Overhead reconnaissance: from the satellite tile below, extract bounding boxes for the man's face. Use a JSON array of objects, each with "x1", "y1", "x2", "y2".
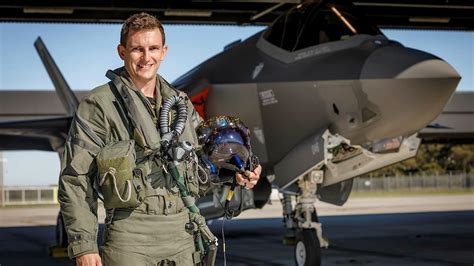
[{"x1": 118, "y1": 28, "x2": 167, "y2": 87}]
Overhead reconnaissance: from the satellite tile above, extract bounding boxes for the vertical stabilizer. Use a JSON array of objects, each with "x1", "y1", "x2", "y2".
[
  {"x1": 0, "y1": 152, "x2": 4, "y2": 207},
  {"x1": 34, "y1": 37, "x2": 79, "y2": 116}
]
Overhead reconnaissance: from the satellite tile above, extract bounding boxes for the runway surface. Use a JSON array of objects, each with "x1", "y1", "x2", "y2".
[
  {"x1": 0, "y1": 210, "x2": 473, "y2": 265},
  {"x1": 2, "y1": 194, "x2": 473, "y2": 227}
]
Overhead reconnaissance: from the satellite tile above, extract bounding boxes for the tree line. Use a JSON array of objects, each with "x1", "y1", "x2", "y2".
[{"x1": 368, "y1": 144, "x2": 474, "y2": 177}]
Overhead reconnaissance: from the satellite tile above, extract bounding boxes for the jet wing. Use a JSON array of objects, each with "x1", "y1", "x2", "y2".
[
  {"x1": 0, "y1": 135, "x2": 56, "y2": 151},
  {"x1": 0, "y1": 117, "x2": 70, "y2": 151}
]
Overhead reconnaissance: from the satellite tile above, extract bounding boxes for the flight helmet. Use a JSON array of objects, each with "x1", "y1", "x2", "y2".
[{"x1": 197, "y1": 116, "x2": 252, "y2": 183}]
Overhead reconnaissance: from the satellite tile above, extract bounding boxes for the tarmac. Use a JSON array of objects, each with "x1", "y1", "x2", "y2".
[{"x1": 0, "y1": 194, "x2": 473, "y2": 265}]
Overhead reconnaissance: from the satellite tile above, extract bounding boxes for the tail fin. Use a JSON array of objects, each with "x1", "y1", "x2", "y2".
[{"x1": 34, "y1": 37, "x2": 79, "y2": 116}]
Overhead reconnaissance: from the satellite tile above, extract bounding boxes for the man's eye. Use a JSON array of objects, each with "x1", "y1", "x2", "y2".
[{"x1": 131, "y1": 47, "x2": 141, "y2": 52}]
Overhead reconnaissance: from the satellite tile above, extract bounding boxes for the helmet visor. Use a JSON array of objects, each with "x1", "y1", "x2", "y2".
[{"x1": 209, "y1": 142, "x2": 250, "y2": 168}]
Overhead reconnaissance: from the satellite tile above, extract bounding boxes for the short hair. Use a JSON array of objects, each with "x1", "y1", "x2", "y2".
[{"x1": 120, "y1": 12, "x2": 165, "y2": 46}]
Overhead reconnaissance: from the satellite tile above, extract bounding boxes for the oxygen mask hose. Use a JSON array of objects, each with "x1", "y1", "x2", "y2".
[
  {"x1": 223, "y1": 154, "x2": 248, "y2": 219},
  {"x1": 159, "y1": 95, "x2": 218, "y2": 259},
  {"x1": 159, "y1": 95, "x2": 188, "y2": 150},
  {"x1": 221, "y1": 154, "x2": 248, "y2": 266}
]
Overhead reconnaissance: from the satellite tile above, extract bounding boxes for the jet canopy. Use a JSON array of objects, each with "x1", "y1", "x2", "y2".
[{"x1": 264, "y1": 0, "x2": 382, "y2": 52}]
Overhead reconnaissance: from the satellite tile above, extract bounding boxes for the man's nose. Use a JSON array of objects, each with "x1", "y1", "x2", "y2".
[{"x1": 142, "y1": 49, "x2": 151, "y2": 61}]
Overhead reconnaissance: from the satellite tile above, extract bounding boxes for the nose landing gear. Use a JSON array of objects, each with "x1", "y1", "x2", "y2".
[{"x1": 282, "y1": 171, "x2": 328, "y2": 266}]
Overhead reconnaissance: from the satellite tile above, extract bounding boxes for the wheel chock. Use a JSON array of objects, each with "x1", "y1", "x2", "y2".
[
  {"x1": 49, "y1": 245, "x2": 68, "y2": 258},
  {"x1": 283, "y1": 236, "x2": 296, "y2": 245}
]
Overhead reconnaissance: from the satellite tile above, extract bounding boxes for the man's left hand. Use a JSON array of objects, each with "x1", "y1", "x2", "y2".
[{"x1": 236, "y1": 164, "x2": 262, "y2": 189}]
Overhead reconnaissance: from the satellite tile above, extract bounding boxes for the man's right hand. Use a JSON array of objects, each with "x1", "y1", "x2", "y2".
[{"x1": 76, "y1": 253, "x2": 102, "y2": 266}]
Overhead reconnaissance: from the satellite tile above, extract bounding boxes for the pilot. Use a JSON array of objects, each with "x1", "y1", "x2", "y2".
[{"x1": 58, "y1": 12, "x2": 261, "y2": 266}]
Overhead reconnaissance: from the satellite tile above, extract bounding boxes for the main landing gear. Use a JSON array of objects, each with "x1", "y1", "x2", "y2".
[
  {"x1": 281, "y1": 171, "x2": 328, "y2": 266},
  {"x1": 48, "y1": 213, "x2": 69, "y2": 258}
]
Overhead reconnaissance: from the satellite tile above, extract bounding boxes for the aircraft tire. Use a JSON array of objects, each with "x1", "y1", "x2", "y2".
[
  {"x1": 294, "y1": 229, "x2": 321, "y2": 266},
  {"x1": 56, "y1": 213, "x2": 68, "y2": 247}
]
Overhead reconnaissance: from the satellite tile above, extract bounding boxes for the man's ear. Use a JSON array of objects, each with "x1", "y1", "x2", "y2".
[
  {"x1": 161, "y1": 45, "x2": 168, "y2": 61},
  {"x1": 117, "y1": 44, "x2": 126, "y2": 60}
]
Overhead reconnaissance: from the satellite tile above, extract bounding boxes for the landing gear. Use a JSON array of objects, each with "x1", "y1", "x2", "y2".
[
  {"x1": 295, "y1": 229, "x2": 321, "y2": 266},
  {"x1": 50, "y1": 148, "x2": 69, "y2": 257},
  {"x1": 282, "y1": 193, "x2": 296, "y2": 245},
  {"x1": 49, "y1": 213, "x2": 69, "y2": 258},
  {"x1": 56, "y1": 213, "x2": 68, "y2": 247},
  {"x1": 282, "y1": 170, "x2": 328, "y2": 266}
]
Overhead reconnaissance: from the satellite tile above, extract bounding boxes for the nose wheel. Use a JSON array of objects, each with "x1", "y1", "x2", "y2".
[{"x1": 295, "y1": 229, "x2": 321, "y2": 266}]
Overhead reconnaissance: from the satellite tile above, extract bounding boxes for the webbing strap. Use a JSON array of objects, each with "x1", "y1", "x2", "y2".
[
  {"x1": 74, "y1": 114, "x2": 104, "y2": 148},
  {"x1": 109, "y1": 80, "x2": 133, "y2": 139}
]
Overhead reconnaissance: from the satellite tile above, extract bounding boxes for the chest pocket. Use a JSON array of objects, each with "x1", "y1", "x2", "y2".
[
  {"x1": 145, "y1": 158, "x2": 198, "y2": 195},
  {"x1": 181, "y1": 161, "x2": 200, "y2": 198},
  {"x1": 96, "y1": 140, "x2": 147, "y2": 209}
]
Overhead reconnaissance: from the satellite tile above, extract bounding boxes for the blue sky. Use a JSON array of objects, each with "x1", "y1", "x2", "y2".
[{"x1": 0, "y1": 23, "x2": 472, "y2": 186}]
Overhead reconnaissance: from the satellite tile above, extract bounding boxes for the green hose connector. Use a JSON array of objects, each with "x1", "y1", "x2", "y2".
[{"x1": 168, "y1": 162, "x2": 200, "y2": 214}]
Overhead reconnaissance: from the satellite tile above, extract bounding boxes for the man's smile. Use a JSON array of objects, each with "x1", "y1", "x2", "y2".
[{"x1": 137, "y1": 63, "x2": 154, "y2": 70}]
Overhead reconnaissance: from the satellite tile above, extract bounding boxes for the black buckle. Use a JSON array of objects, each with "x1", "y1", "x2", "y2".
[{"x1": 133, "y1": 168, "x2": 143, "y2": 192}]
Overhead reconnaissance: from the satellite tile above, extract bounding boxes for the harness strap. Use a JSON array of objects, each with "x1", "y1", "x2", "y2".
[{"x1": 109, "y1": 80, "x2": 133, "y2": 139}]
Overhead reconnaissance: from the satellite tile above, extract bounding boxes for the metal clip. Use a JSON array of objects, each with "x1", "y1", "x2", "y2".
[
  {"x1": 132, "y1": 177, "x2": 143, "y2": 192},
  {"x1": 133, "y1": 168, "x2": 143, "y2": 178},
  {"x1": 162, "y1": 164, "x2": 169, "y2": 174}
]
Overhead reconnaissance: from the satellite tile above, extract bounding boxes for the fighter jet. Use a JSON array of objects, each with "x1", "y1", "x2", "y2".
[{"x1": 0, "y1": 0, "x2": 460, "y2": 265}]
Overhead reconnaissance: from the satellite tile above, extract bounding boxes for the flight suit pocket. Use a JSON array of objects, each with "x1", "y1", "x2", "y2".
[{"x1": 96, "y1": 140, "x2": 146, "y2": 209}]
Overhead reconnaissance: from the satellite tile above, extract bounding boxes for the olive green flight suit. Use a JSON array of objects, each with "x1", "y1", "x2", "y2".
[{"x1": 58, "y1": 67, "x2": 204, "y2": 265}]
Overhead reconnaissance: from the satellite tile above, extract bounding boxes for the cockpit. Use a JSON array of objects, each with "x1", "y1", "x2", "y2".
[{"x1": 263, "y1": 0, "x2": 382, "y2": 52}]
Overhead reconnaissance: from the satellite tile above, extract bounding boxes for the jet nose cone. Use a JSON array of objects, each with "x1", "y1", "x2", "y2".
[
  {"x1": 361, "y1": 45, "x2": 461, "y2": 81},
  {"x1": 356, "y1": 46, "x2": 460, "y2": 142},
  {"x1": 394, "y1": 58, "x2": 461, "y2": 80}
]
